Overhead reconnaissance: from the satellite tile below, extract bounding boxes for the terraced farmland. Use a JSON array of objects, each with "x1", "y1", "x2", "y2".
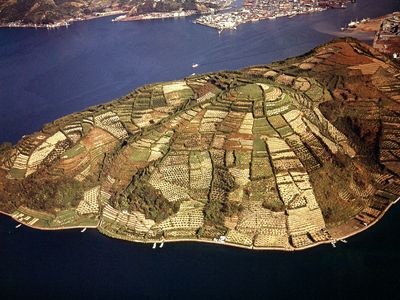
[{"x1": 1, "y1": 38, "x2": 399, "y2": 250}]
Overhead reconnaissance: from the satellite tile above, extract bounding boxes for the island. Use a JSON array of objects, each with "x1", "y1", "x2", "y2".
[{"x1": 0, "y1": 38, "x2": 399, "y2": 251}]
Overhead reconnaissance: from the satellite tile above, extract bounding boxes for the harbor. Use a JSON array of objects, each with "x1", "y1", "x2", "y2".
[{"x1": 194, "y1": 0, "x2": 353, "y2": 31}]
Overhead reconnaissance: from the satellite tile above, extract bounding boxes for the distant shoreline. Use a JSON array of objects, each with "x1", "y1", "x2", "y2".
[
  {"x1": 115, "y1": 10, "x2": 198, "y2": 23},
  {"x1": 314, "y1": 13, "x2": 395, "y2": 42},
  {"x1": 0, "y1": 11, "x2": 125, "y2": 29}
]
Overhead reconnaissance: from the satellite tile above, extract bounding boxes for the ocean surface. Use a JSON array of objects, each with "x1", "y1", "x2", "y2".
[{"x1": 1, "y1": 0, "x2": 399, "y2": 298}]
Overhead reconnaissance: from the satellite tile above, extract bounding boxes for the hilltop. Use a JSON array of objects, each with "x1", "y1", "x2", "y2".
[{"x1": 0, "y1": 38, "x2": 399, "y2": 250}]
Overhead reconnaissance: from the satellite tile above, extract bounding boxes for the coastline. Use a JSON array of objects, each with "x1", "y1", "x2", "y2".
[
  {"x1": 0, "y1": 210, "x2": 99, "y2": 231},
  {"x1": 97, "y1": 195, "x2": 400, "y2": 252},
  {"x1": 193, "y1": 4, "x2": 330, "y2": 31},
  {"x1": 2, "y1": 2, "x2": 400, "y2": 297},
  {"x1": 0, "y1": 10, "x2": 125, "y2": 29},
  {"x1": 116, "y1": 10, "x2": 198, "y2": 23},
  {"x1": 318, "y1": 12, "x2": 399, "y2": 43},
  {"x1": 2, "y1": 196, "x2": 398, "y2": 252},
  {"x1": 0, "y1": 7, "x2": 399, "y2": 253}
]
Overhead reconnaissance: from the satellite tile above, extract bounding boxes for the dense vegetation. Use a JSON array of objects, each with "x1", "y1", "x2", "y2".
[
  {"x1": 126, "y1": 181, "x2": 180, "y2": 222},
  {"x1": 135, "y1": 0, "x2": 197, "y2": 14},
  {"x1": 0, "y1": 172, "x2": 85, "y2": 212},
  {"x1": 21, "y1": 176, "x2": 84, "y2": 210},
  {"x1": 0, "y1": 142, "x2": 12, "y2": 152},
  {"x1": 203, "y1": 166, "x2": 240, "y2": 227},
  {"x1": 113, "y1": 168, "x2": 181, "y2": 222},
  {"x1": 262, "y1": 197, "x2": 285, "y2": 212}
]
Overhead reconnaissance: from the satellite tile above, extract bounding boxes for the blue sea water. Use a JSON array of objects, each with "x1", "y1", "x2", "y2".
[
  {"x1": 0, "y1": 0, "x2": 399, "y2": 144},
  {"x1": 1, "y1": 0, "x2": 400, "y2": 299},
  {"x1": 1, "y1": 204, "x2": 400, "y2": 299}
]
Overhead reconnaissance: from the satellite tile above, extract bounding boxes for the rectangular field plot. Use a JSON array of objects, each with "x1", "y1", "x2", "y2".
[
  {"x1": 287, "y1": 207, "x2": 325, "y2": 237},
  {"x1": 27, "y1": 131, "x2": 68, "y2": 175},
  {"x1": 234, "y1": 150, "x2": 252, "y2": 167},
  {"x1": 131, "y1": 148, "x2": 151, "y2": 162},
  {"x1": 253, "y1": 136, "x2": 266, "y2": 152},
  {"x1": 290, "y1": 234, "x2": 314, "y2": 248},
  {"x1": 225, "y1": 229, "x2": 254, "y2": 247},
  {"x1": 155, "y1": 200, "x2": 204, "y2": 232},
  {"x1": 163, "y1": 82, "x2": 193, "y2": 106},
  {"x1": 237, "y1": 201, "x2": 286, "y2": 232},
  {"x1": 253, "y1": 118, "x2": 278, "y2": 137},
  {"x1": 251, "y1": 156, "x2": 273, "y2": 179},
  {"x1": 101, "y1": 204, "x2": 155, "y2": 233},
  {"x1": 12, "y1": 206, "x2": 55, "y2": 226},
  {"x1": 149, "y1": 171, "x2": 191, "y2": 202},
  {"x1": 77, "y1": 186, "x2": 100, "y2": 215},
  {"x1": 254, "y1": 233, "x2": 290, "y2": 248},
  {"x1": 94, "y1": 111, "x2": 128, "y2": 140},
  {"x1": 285, "y1": 135, "x2": 321, "y2": 172},
  {"x1": 189, "y1": 151, "x2": 213, "y2": 190},
  {"x1": 62, "y1": 143, "x2": 86, "y2": 159},
  {"x1": 8, "y1": 167, "x2": 26, "y2": 179}
]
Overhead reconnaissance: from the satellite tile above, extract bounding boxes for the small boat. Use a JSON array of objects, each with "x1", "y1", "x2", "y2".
[
  {"x1": 213, "y1": 235, "x2": 227, "y2": 243},
  {"x1": 15, "y1": 224, "x2": 22, "y2": 228},
  {"x1": 191, "y1": 73, "x2": 196, "y2": 76},
  {"x1": 340, "y1": 239, "x2": 348, "y2": 244},
  {"x1": 152, "y1": 242, "x2": 157, "y2": 249},
  {"x1": 192, "y1": 63, "x2": 199, "y2": 68},
  {"x1": 160, "y1": 242, "x2": 164, "y2": 248},
  {"x1": 81, "y1": 227, "x2": 87, "y2": 233},
  {"x1": 348, "y1": 20, "x2": 358, "y2": 28},
  {"x1": 331, "y1": 241, "x2": 336, "y2": 248},
  {"x1": 112, "y1": 15, "x2": 127, "y2": 22}
]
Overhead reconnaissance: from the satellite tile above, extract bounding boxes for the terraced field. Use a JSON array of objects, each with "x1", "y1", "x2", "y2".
[{"x1": 1, "y1": 38, "x2": 399, "y2": 250}]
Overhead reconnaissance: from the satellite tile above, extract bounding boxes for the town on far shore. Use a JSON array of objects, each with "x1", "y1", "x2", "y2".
[
  {"x1": 2, "y1": 0, "x2": 356, "y2": 30},
  {"x1": 194, "y1": 0, "x2": 356, "y2": 31}
]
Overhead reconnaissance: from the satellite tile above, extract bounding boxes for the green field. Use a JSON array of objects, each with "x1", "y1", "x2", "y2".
[
  {"x1": 63, "y1": 143, "x2": 86, "y2": 159},
  {"x1": 131, "y1": 148, "x2": 151, "y2": 162}
]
